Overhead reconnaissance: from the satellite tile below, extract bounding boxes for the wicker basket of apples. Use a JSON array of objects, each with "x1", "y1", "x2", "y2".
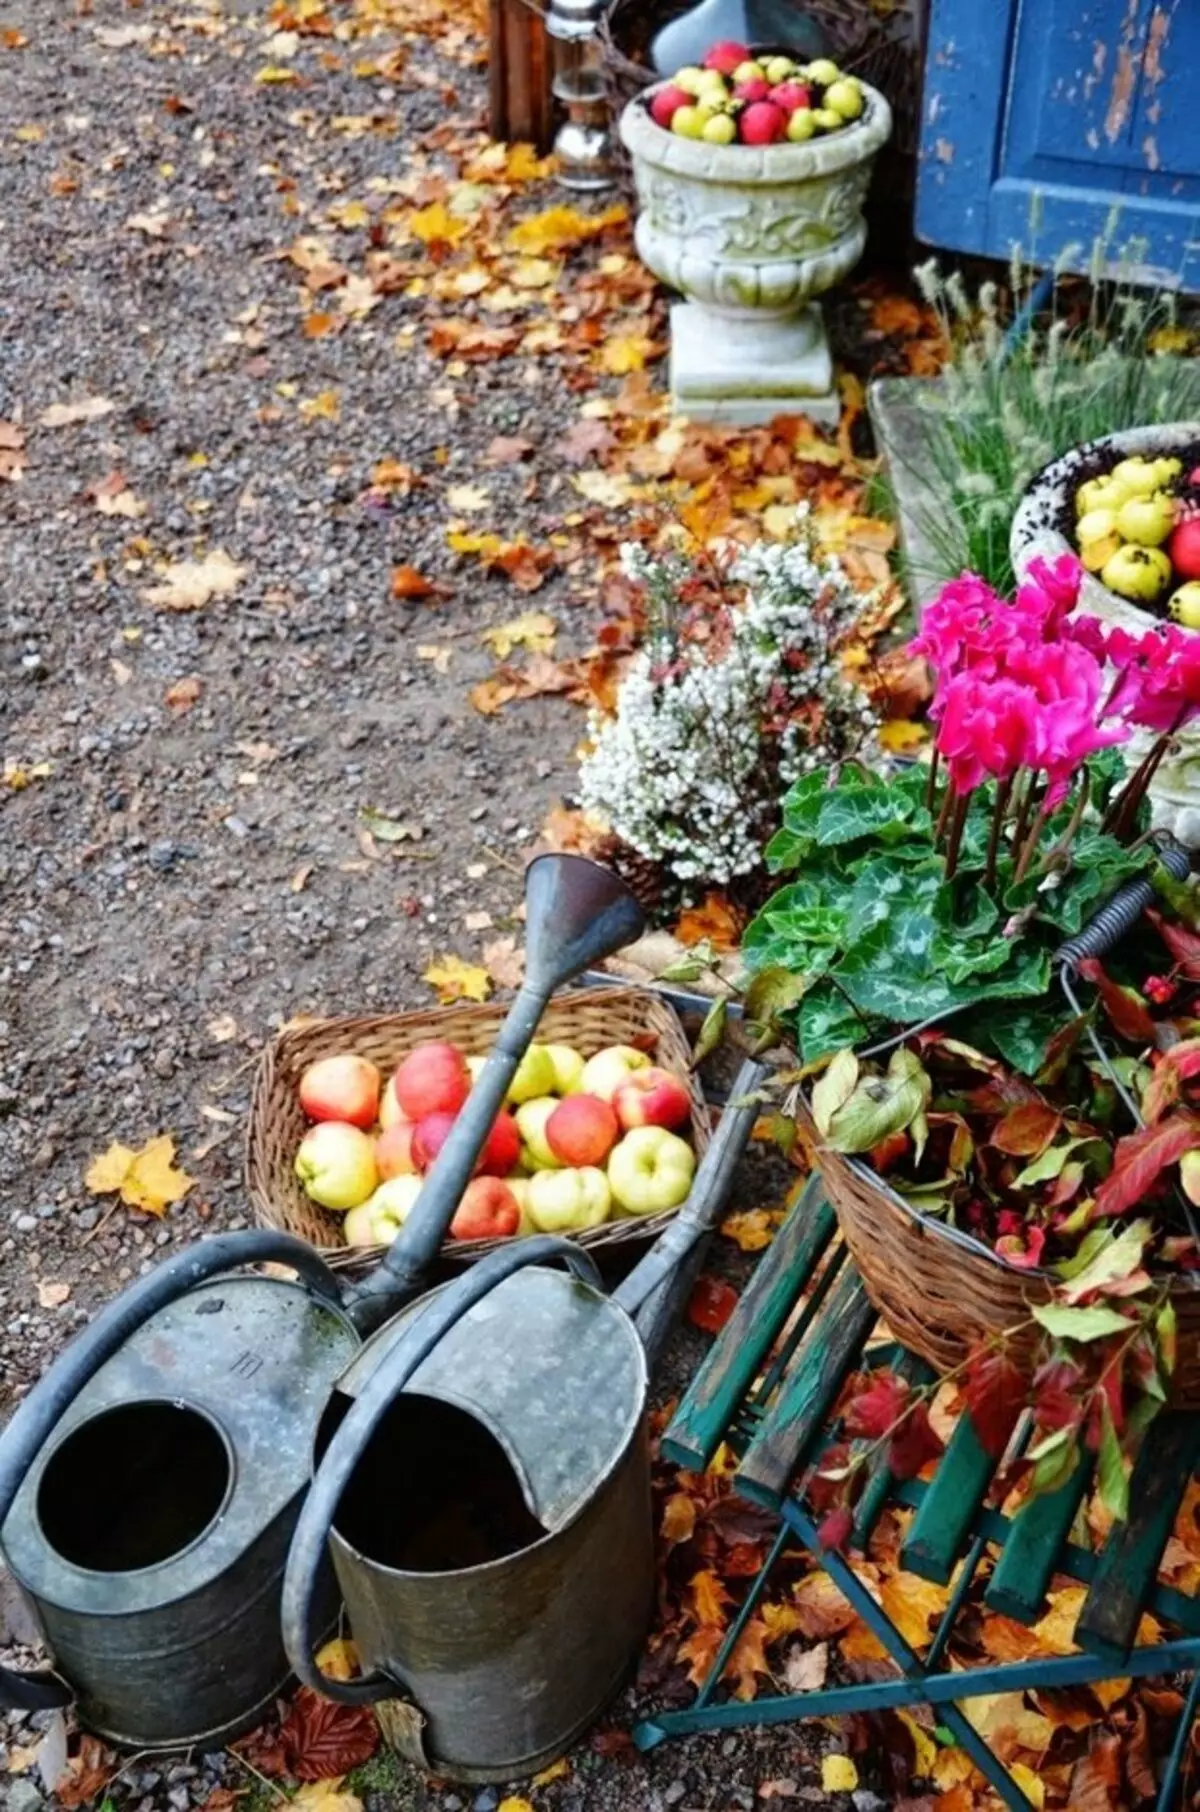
[
  {"x1": 646, "y1": 42, "x2": 869, "y2": 147},
  {"x1": 246, "y1": 986, "x2": 710, "y2": 1268}
]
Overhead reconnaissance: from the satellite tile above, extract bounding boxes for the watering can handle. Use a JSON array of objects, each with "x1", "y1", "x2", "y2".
[
  {"x1": 281, "y1": 1236, "x2": 604, "y2": 1706},
  {"x1": 0, "y1": 1230, "x2": 344, "y2": 1713}
]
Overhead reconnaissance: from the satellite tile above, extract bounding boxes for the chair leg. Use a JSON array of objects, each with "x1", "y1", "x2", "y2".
[
  {"x1": 781, "y1": 1501, "x2": 1038, "y2": 1812},
  {"x1": 1157, "y1": 1665, "x2": 1200, "y2": 1811}
]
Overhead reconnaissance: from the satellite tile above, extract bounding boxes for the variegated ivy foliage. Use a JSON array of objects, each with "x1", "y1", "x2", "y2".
[{"x1": 742, "y1": 754, "x2": 1150, "y2": 1072}]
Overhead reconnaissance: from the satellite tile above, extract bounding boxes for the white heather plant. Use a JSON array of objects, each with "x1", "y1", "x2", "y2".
[{"x1": 578, "y1": 516, "x2": 879, "y2": 886}]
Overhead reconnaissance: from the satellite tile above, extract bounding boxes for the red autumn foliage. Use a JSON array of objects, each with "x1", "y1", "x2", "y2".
[
  {"x1": 963, "y1": 1350, "x2": 1026, "y2": 1458},
  {"x1": 888, "y1": 1401, "x2": 944, "y2": 1480}
]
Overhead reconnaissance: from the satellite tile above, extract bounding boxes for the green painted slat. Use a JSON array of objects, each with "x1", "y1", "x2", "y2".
[
  {"x1": 986, "y1": 1454, "x2": 1093, "y2": 1624},
  {"x1": 1076, "y1": 1410, "x2": 1200, "y2": 1663},
  {"x1": 735, "y1": 1269, "x2": 875, "y2": 1508},
  {"x1": 852, "y1": 1352, "x2": 937, "y2": 1550},
  {"x1": 902, "y1": 1414, "x2": 998, "y2": 1586},
  {"x1": 662, "y1": 1178, "x2": 836, "y2": 1472}
]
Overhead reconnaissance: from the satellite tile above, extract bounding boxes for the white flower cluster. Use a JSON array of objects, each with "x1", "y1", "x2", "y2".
[{"x1": 578, "y1": 520, "x2": 879, "y2": 885}]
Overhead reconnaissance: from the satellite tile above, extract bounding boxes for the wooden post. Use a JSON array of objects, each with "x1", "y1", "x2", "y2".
[{"x1": 489, "y1": 0, "x2": 555, "y2": 152}]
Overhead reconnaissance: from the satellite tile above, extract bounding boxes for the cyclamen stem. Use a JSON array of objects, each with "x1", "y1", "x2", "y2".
[
  {"x1": 925, "y1": 747, "x2": 940, "y2": 814},
  {"x1": 1013, "y1": 804, "x2": 1050, "y2": 887},
  {"x1": 984, "y1": 775, "x2": 1014, "y2": 892},
  {"x1": 1010, "y1": 768, "x2": 1038, "y2": 855},
  {"x1": 934, "y1": 780, "x2": 955, "y2": 848},
  {"x1": 943, "y1": 791, "x2": 970, "y2": 881}
]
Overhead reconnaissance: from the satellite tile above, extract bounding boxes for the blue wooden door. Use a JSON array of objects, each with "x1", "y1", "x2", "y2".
[{"x1": 916, "y1": 0, "x2": 1200, "y2": 290}]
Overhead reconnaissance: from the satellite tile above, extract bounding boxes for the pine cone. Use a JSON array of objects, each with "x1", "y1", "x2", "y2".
[{"x1": 595, "y1": 835, "x2": 669, "y2": 918}]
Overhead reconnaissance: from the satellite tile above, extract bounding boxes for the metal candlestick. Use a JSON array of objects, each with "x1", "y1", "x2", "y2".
[{"x1": 546, "y1": 0, "x2": 616, "y2": 193}]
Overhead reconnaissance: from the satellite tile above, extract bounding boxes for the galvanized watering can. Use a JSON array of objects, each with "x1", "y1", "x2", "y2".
[
  {"x1": 279, "y1": 1055, "x2": 765, "y2": 1782},
  {"x1": 0, "y1": 856, "x2": 647, "y2": 1750}
]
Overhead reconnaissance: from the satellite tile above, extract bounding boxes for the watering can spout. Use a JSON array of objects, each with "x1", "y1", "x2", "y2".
[
  {"x1": 348, "y1": 857, "x2": 644, "y2": 1329},
  {"x1": 520, "y1": 854, "x2": 646, "y2": 995}
]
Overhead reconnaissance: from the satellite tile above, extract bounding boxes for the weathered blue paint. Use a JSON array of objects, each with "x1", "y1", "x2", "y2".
[{"x1": 917, "y1": 0, "x2": 1200, "y2": 289}]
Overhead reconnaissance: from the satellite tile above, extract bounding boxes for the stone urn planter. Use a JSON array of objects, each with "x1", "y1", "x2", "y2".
[
  {"x1": 619, "y1": 80, "x2": 891, "y2": 426},
  {"x1": 1011, "y1": 421, "x2": 1200, "y2": 846}
]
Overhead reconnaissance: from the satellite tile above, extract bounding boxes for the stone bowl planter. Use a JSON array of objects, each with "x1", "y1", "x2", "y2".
[
  {"x1": 618, "y1": 81, "x2": 891, "y2": 426},
  {"x1": 1011, "y1": 421, "x2": 1200, "y2": 846}
]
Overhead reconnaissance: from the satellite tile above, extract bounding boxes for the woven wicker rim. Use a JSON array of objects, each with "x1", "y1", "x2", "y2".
[{"x1": 246, "y1": 986, "x2": 711, "y2": 1272}]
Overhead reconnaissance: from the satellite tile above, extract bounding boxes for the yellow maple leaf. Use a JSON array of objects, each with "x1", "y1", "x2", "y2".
[
  {"x1": 720, "y1": 1208, "x2": 778, "y2": 1251},
  {"x1": 409, "y1": 202, "x2": 471, "y2": 245},
  {"x1": 448, "y1": 529, "x2": 503, "y2": 558},
  {"x1": 85, "y1": 1142, "x2": 138, "y2": 1195},
  {"x1": 507, "y1": 202, "x2": 626, "y2": 255},
  {"x1": 1010, "y1": 1763, "x2": 1045, "y2": 1809},
  {"x1": 601, "y1": 334, "x2": 653, "y2": 376},
  {"x1": 894, "y1": 1709, "x2": 937, "y2": 1779},
  {"x1": 879, "y1": 719, "x2": 929, "y2": 754},
  {"x1": 290, "y1": 1785, "x2": 362, "y2": 1812},
  {"x1": 531, "y1": 1757, "x2": 570, "y2": 1786},
  {"x1": 497, "y1": 1800, "x2": 535, "y2": 1812},
  {"x1": 299, "y1": 389, "x2": 340, "y2": 422},
  {"x1": 423, "y1": 954, "x2": 491, "y2": 1005},
  {"x1": 85, "y1": 1136, "x2": 194, "y2": 1218},
  {"x1": 314, "y1": 1637, "x2": 360, "y2": 1680},
  {"x1": 254, "y1": 64, "x2": 299, "y2": 83},
  {"x1": 822, "y1": 1755, "x2": 858, "y2": 1793},
  {"x1": 481, "y1": 611, "x2": 556, "y2": 659},
  {"x1": 446, "y1": 482, "x2": 491, "y2": 513}
]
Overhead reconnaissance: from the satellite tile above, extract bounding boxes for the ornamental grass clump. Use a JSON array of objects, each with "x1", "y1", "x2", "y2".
[{"x1": 577, "y1": 517, "x2": 879, "y2": 889}]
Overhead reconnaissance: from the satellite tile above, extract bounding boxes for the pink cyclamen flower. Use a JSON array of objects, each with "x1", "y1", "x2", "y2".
[
  {"x1": 935, "y1": 674, "x2": 1042, "y2": 795},
  {"x1": 1107, "y1": 625, "x2": 1200, "y2": 735}
]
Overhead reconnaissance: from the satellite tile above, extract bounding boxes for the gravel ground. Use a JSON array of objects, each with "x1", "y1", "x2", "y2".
[{"x1": 0, "y1": 2, "x2": 865, "y2": 1807}]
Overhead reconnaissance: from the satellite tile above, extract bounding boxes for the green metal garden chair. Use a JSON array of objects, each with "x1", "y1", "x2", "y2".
[{"x1": 633, "y1": 1176, "x2": 1200, "y2": 1811}]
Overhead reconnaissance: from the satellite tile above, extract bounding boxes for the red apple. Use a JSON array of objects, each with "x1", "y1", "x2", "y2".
[
  {"x1": 450, "y1": 1177, "x2": 521, "y2": 1241},
  {"x1": 1169, "y1": 517, "x2": 1200, "y2": 583},
  {"x1": 740, "y1": 100, "x2": 788, "y2": 144},
  {"x1": 733, "y1": 77, "x2": 772, "y2": 104},
  {"x1": 376, "y1": 1119, "x2": 419, "y2": 1180},
  {"x1": 392, "y1": 1041, "x2": 470, "y2": 1122},
  {"x1": 612, "y1": 1065, "x2": 692, "y2": 1132},
  {"x1": 770, "y1": 81, "x2": 812, "y2": 112},
  {"x1": 298, "y1": 1054, "x2": 381, "y2": 1130},
  {"x1": 546, "y1": 1094, "x2": 620, "y2": 1167},
  {"x1": 703, "y1": 39, "x2": 751, "y2": 75},
  {"x1": 413, "y1": 1109, "x2": 458, "y2": 1171},
  {"x1": 650, "y1": 82, "x2": 692, "y2": 129},
  {"x1": 477, "y1": 1109, "x2": 521, "y2": 1177}
]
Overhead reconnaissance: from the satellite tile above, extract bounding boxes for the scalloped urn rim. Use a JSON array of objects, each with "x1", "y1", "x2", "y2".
[{"x1": 619, "y1": 78, "x2": 893, "y2": 183}]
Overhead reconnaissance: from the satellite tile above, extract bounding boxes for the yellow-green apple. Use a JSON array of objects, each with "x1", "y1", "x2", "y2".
[
  {"x1": 546, "y1": 1094, "x2": 619, "y2": 1167},
  {"x1": 450, "y1": 1176, "x2": 522, "y2": 1241},
  {"x1": 392, "y1": 1041, "x2": 470, "y2": 1121},
  {"x1": 824, "y1": 76, "x2": 863, "y2": 119},
  {"x1": 580, "y1": 1044, "x2": 651, "y2": 1103},
  {"x1": 803, "y1": 56, "x2": 842, "y2": 84},
  {"x1": 1170, "y1": 581, "x2": 1200, "y2": 628},
  {"x1": 343, "y1": 1176, "x2": 422, "y2": 1247},
  {"x1": 477, "y1": 1109, "x2": 521, "y2": 1176},
  {"x1": 1115, "y1": 491, "x2": 1175, "y2": 547},
  {"x1": 613, "y1": 1065, "x2": 692, "y2": 1133},
  {"x1": 505, "y1": 1043, "x2": 558, "y2": 1105},
  {"x1": 298, "y1": 1054, "x2": 381, "y2": 1130},
  {"x1": 608, "y1": 1127, "x2": 695, "y2": 1215},
  {"x1": 1101, "y1": 543, "x2": 1172, "y2": 602},
  {"x1": 545, "y1": 1043, "x2": 586, "y2": 1095},
  {"x1": 514, "y1": 1096, "x2": 563, "y2": 1169},
  {"x1": 378, "y1": 1083, "x2": 407, "y2": 1131},
  {"x1": 527, "y1": 1166, "x2": 612, "y2": 1233},
  {"x1": 295, "y1": 1122, "x2": 378, "y2": 1210},
  {"x1": 505, "y1": 1176, "x2": 535, "y2": 1234},
  {"x1": 376, "y1": 1119, "x2": 419, "y2": 1180},
  {"x1": 1111, "y1": 456, "x2": 1161, "y2": 498}
]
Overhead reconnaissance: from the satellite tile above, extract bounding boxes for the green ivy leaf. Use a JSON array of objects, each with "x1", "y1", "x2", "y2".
[
  {"x1": 811, "y1": 1048, "x2": 859, "y2": 1137},
  {"x1": 1057, "y1": 1220, "x2": 1152, "y2": 1303},
  {"x1": 1028, "y1": 1427, "x2": 1080, "y2": 1496}
]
